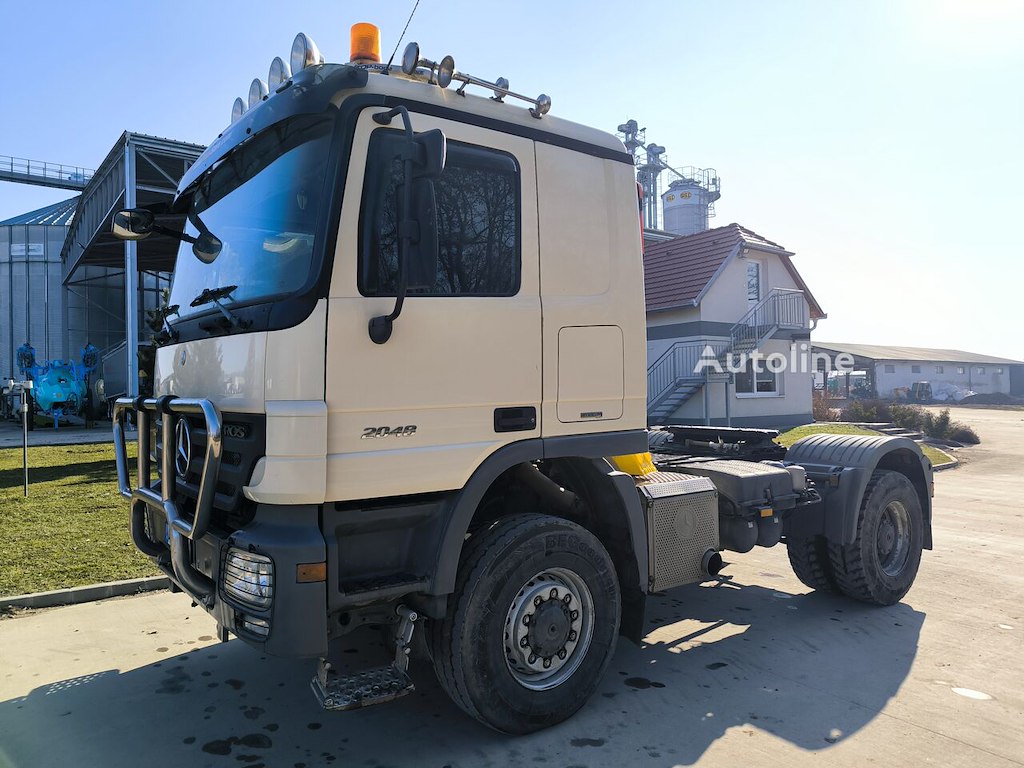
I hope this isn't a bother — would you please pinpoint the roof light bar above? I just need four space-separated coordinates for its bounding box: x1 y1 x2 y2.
248 78 269 110
231 97 245 123
268 56 291 89
399 42 551 118
290 32 324 76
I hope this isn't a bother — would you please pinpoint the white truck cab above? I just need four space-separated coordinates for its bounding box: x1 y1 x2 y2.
111 25 932 733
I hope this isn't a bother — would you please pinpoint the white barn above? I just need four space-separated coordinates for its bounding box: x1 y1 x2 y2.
812 343 1024 400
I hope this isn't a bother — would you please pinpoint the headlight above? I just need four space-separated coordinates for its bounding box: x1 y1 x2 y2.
223 548 274 610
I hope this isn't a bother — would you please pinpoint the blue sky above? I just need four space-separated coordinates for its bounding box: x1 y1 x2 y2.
1 1 1021 358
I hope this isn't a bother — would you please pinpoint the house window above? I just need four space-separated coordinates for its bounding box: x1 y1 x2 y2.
935 366 944 374
957 366 965 375
735 359 780 396
977 367 986 375
884 364 895 374
746 261 761 307
911 365 921 374
996 367 1004 374
359 132 521 297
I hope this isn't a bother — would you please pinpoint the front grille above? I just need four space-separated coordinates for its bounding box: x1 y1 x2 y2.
156 411 266 529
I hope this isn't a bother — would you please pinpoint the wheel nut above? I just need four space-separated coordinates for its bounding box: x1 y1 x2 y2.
549 588 559 599
534 596 543 606
563 594 572 604
529 654 537 664
522 615 531 625
570 610 579 620
558 649 567 659
543 658 552 669
520 636 529 647
569 630 577 641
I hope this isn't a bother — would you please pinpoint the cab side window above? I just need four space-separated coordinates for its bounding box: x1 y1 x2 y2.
359 130 521 296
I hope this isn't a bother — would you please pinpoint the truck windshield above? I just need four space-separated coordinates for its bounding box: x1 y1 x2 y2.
168 112 334 320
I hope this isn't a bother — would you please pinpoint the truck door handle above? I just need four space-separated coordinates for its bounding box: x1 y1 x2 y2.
494 407 537 433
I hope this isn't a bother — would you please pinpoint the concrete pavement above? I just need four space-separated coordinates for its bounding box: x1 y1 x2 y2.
1 407 1022 768
0 418 123 449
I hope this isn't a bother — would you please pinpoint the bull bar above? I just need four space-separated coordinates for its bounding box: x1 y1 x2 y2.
112 395 223 606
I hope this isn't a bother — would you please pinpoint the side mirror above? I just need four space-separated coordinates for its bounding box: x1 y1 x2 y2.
112 209 154 241
192 231 223 264
368 106 448 344
411 129 446 180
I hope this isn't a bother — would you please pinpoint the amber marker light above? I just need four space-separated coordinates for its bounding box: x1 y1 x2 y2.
350 22 382 64
297 562 327 583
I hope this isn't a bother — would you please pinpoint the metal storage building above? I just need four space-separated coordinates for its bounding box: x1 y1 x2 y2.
812 342 1024 400
0 197 78 378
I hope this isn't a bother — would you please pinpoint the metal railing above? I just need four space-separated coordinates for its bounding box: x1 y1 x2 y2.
648 340 728 405
730 288 807 353
0 155 95 190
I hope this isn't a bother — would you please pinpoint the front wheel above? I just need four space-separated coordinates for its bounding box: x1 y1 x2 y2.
430 513 620 734
828 470 924 605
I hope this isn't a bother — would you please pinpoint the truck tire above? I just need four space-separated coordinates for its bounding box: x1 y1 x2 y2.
828 470 924 606
429 513 620 734
786 535 838 593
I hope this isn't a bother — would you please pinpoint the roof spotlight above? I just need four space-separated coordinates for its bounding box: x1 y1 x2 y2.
530 94 552 118
248 78 269 109
231 97 245 123
290 32 324 75
436 55 455 89
268 56 291 89
401 42 420 75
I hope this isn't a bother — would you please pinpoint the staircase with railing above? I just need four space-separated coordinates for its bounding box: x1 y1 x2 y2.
647 288 808 424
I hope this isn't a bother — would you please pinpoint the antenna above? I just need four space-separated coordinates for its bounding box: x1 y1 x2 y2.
386 0 423 71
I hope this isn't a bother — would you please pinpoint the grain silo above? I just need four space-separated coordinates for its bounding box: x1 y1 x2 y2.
0 197 77 379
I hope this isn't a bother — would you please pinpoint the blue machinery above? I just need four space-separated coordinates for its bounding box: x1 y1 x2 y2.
15 342 98 429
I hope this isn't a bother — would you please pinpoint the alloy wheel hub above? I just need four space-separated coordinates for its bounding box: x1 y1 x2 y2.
503 568 593 690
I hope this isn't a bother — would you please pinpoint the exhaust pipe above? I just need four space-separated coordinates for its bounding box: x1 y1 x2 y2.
701 549 724 577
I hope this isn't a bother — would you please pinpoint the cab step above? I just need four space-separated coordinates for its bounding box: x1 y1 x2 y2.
311 662 414 711
310 604 418 711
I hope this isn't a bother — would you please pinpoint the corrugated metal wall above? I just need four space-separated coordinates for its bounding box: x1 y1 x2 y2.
65 265 128 360
2 224 170 388
1 222 68 378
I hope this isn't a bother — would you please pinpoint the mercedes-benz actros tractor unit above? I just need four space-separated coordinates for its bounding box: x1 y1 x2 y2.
111 25 932 734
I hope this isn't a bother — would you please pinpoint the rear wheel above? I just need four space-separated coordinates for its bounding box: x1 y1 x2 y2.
430 513 620 734
786 535 838 593
828 470 924 605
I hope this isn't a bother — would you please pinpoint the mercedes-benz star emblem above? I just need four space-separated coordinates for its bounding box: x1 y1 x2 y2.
174 418 192 478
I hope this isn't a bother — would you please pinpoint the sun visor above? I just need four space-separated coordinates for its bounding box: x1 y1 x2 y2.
176 64 369 197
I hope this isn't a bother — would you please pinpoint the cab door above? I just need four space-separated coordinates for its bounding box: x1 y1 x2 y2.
324 107 540 502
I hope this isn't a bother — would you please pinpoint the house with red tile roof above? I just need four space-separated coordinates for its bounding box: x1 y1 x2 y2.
645 223 825 428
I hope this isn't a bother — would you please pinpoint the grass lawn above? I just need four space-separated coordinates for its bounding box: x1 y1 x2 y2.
0 441 157 597
775 423 954 467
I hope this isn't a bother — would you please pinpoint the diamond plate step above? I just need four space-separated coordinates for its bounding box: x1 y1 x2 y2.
311 663 415 711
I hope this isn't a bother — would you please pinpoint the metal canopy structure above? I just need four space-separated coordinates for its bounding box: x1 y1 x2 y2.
62 133 205 279
61 132 205 396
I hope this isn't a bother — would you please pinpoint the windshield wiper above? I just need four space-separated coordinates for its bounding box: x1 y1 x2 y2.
161 304 180 342
190 285 250 329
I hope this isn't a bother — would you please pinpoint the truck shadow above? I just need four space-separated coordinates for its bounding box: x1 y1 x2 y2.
0 458 117 489
0 576 924 768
